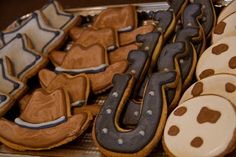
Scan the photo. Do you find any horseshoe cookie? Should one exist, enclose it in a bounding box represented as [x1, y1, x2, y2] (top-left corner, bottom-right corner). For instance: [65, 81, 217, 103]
[0, 88, 93, 151]
[0, 11, 65, 54]
[212, 12, 236, 44]
[217, 0, 236, 23]
[174, 27, 198, 89]
[119, 24, 155, 46]
[196, 36, 236, 80]
[92, 5, 137, 32]
[49, 44, 109, 74]
[190, 0, 216, 39]
[0, 57, 26, 99]
[108, 43, 139, 64]
[168, 0, 188, 19]
[38, 69, 90, 107]
[163, 95, 236, 157]
[93, 71, 177, 157]
[182, 3, 206, 56]
[0, 34, 47, 82]
[179, 74, 236, 106]
[69, 27, 118, 51]
[41, 0, 79, 31]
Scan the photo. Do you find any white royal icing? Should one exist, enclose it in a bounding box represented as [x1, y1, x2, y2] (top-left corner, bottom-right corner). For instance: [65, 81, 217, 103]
[164, 95, 236, 157]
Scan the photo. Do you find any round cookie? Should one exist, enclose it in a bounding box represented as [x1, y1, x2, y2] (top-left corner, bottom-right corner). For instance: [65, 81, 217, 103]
[217, 0, 236, 23]
[196, 36, 236, 80]
[212, 12, 236, 43]
[163, 95, 236, 157]
[179, 74, 236, 106]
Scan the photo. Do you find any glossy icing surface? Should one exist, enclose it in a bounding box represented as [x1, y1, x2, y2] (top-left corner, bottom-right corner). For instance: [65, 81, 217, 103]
[164, 95, 236, 157]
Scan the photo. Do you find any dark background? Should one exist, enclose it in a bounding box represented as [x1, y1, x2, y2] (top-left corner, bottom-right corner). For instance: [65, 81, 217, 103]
[0, 0, 163, 30]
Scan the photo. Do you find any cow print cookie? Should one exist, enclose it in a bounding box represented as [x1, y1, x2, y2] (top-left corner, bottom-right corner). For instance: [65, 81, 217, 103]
[163, 95, 236, 157]
[196, 36, 236, 80]
[212, 12, 236, 44]
[179, 74, 236, 106]
[217, 0, 236, 23]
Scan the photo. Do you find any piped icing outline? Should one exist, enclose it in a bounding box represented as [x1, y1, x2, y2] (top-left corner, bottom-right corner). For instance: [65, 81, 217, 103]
[1, 10, 64, 54]
[0, 34, 46, 81]
[15, 116, 66, 129]
[0, 93, 11, 108]
[93, 71, 176, 156]
[0, 57, 25, 97]
[41, 0, 78, 30]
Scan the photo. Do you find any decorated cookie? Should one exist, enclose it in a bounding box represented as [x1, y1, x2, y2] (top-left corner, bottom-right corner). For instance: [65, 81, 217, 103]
[212, 12, 236, 43]
[168, 0, 188, 19]
[179, 73, 236, 106]
[92, 5, 137, 32]
[217, 0, 236, 23]
[0, 88, 93, 151]
[69, 27, 118, 51]
[119, 24, 155, 46]
[181, 3, 205, 56]
[49, 44, 109, 74]
[196, 36, 236, 80]
[0, 93, 14, 117]
[1, 11, 65, 54]
[108, 43, 139, 64]
[41, 0, 79, 31]
[174, 27, 198, 90]
[0, 57, 26, 99]
[163, 95, 236, 157]
[38, 69, 90, 107]
[73, 103, 102, 117]
[93, 71, 177, 157]
[190, 0, 216, 39]
[87, 60, 129, 94]
[0, 34, 47, 82]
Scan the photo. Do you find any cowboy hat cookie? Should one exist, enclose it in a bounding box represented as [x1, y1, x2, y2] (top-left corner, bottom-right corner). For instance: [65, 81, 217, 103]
[0, 34, 47, 82]
[163, 95, 236, 157]
[0, 93, 14, 117]
[212, 12, 236, 44]
[49, 44, 109, 74]
[0, 88, 93, 151]
[93, 71, 177, 157]
[38, 69, 90, 107]
[41, 0, 80, 32]
[196, 36, 236, 80]
[92, 5, 137, 32]
[0, 11, 65, 54]
[108, 43, 139, 64]
[69, 27, 118, 51]
[119, 24, 155, 46]
[179, 74, 236, 106]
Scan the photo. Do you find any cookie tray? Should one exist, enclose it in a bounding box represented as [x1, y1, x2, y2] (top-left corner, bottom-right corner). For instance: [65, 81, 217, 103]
[0, 1, 235, 157]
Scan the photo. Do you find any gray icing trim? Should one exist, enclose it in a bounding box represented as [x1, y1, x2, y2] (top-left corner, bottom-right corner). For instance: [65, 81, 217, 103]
[14, 116, 66, 129]
[0, 94, 10, 108]
[118, 26, 133, 32]
[55, 64, 108, 74]
[71, 100, 85, 107]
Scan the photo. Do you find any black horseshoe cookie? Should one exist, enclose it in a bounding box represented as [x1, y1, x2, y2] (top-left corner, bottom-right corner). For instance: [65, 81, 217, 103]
[93, 71, 177, 157]
[182, 3, 206, 56]
[168, 0, 188, 20]
[190, 0, 216, 39]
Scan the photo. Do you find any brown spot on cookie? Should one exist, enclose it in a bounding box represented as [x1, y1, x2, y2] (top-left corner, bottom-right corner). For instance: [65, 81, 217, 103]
[174, 106, 187, 116]
[225, 83, 236, 93]
[212, 44, 228, 55]
[199, 69, 215, 79]
[191, 137, 203, 148]
[168, 125, 180, 136]
[229, 56, 236, 69]
[197, 107, 221, 124]
[191, 82, 203, 97]
[214, 21, 226, 34]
